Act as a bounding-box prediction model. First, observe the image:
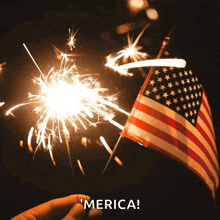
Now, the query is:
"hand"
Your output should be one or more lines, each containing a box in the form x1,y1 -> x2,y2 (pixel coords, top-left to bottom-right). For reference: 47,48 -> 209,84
11,194 -> 102,220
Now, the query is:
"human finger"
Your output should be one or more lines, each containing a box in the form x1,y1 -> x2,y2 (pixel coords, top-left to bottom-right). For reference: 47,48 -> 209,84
62,203 -> 85,220
87,208 -> 103,219
11,194 -> 90,220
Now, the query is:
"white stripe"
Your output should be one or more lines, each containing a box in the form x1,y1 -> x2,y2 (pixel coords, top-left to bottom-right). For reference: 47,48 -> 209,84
131,108 -> 219,186
126,122 -> 215,193
138,94 -> 218,169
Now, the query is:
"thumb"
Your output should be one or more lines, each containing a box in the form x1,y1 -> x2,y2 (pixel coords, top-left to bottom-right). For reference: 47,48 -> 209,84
62,203 -> 85,220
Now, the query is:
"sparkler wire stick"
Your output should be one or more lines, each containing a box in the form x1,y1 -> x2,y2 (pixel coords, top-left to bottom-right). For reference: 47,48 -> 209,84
101,26 -> 176,177
64,133 -> 74,176
23,44 -> 44,77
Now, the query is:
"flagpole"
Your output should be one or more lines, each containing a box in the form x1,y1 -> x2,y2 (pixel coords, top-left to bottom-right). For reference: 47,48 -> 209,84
101,133 -> 123,178
101,26 -> 175,178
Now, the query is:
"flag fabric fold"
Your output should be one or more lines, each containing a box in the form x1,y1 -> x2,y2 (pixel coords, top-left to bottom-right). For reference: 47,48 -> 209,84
121,49 -> 219,198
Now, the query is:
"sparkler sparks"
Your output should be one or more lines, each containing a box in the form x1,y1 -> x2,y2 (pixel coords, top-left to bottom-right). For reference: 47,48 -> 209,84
106,24 -> 186,76
106,24 -> 150,76
6,34 -> 129,170
5,25 -> 186,177
67,28 -> 78,50
0,62 -> 6,72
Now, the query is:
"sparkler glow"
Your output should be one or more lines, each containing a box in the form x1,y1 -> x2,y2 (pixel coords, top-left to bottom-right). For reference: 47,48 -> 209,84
67,28 -> 78,50
0,62 -> 6,72
5,25 -> 186,176
6,35 -> 129,169
106,24 -> 186,76
106,24 -> 150,76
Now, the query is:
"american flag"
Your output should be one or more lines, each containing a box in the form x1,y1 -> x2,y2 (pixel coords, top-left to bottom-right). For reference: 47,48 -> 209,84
121,49 -> 219,198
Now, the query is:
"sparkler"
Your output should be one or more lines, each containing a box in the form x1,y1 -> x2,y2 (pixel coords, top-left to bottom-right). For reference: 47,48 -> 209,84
106,23 -> 150,76
105,24 -> 185,76
67,28 -> 78,50
5,25 -> 186,177
5,35 -> 129,172
0,62 -> 6,72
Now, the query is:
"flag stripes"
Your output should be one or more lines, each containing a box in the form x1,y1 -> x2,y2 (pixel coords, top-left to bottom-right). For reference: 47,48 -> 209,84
122,93 -> 219,196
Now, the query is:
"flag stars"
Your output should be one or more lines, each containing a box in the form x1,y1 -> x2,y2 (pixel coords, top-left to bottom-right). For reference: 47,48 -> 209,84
165,75 -> 170,80
163,92 -> 169,98
160,85 -> 166,90
149,80 -> 155,86
189,86 -> 193,91
181,80 -> 185,85
192,102 -> 195,107
192,119 -> 195,124
152,87 -> 158,93
168,82 -> 173,88
157,77 -> 163,82
185,95 -> 190,100
185,112 -> 189,118
180,97 -> 184,102
190,111 -> 193,116
189,70 -> 193,75
192,78 -> 195,83
195,77 -> 198,81
176,106 -> 181,111
179,72 -> 183,77
145,90 -> 151,96
175,81 -> 179,86
183,104 -> 187,110
194,109 -> 197,114
193,85 -> 197,90
196,101 -> 200,105
177,89 -> 182,94
172,73 -> 177,78
186,79 -> 190,84
169,67 -> 174,71
173,98 -> 178,104
166,100 -> 172,106
170,90 -> 175,96
164,51 -> 169,56
191,94 -> 194,99
197,84 -> 200,89
154,70 -> 160,75
184,71 -> 188,76
188,103 -> 191,108
183,87 -> 188,93
155,94 -> 161,100
163,68 -> 168,73
199,92 -> 202,96
195,93 -> 198,98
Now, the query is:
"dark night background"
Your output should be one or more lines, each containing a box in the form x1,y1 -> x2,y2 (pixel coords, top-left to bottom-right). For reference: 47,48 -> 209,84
0,0 -> 220,219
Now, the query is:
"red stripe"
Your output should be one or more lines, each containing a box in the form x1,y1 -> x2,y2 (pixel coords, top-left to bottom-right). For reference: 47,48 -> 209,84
127,115 -> 217,188
198,107 -> 215,139
133,100 -> 218,173
123,129 -> 215,194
